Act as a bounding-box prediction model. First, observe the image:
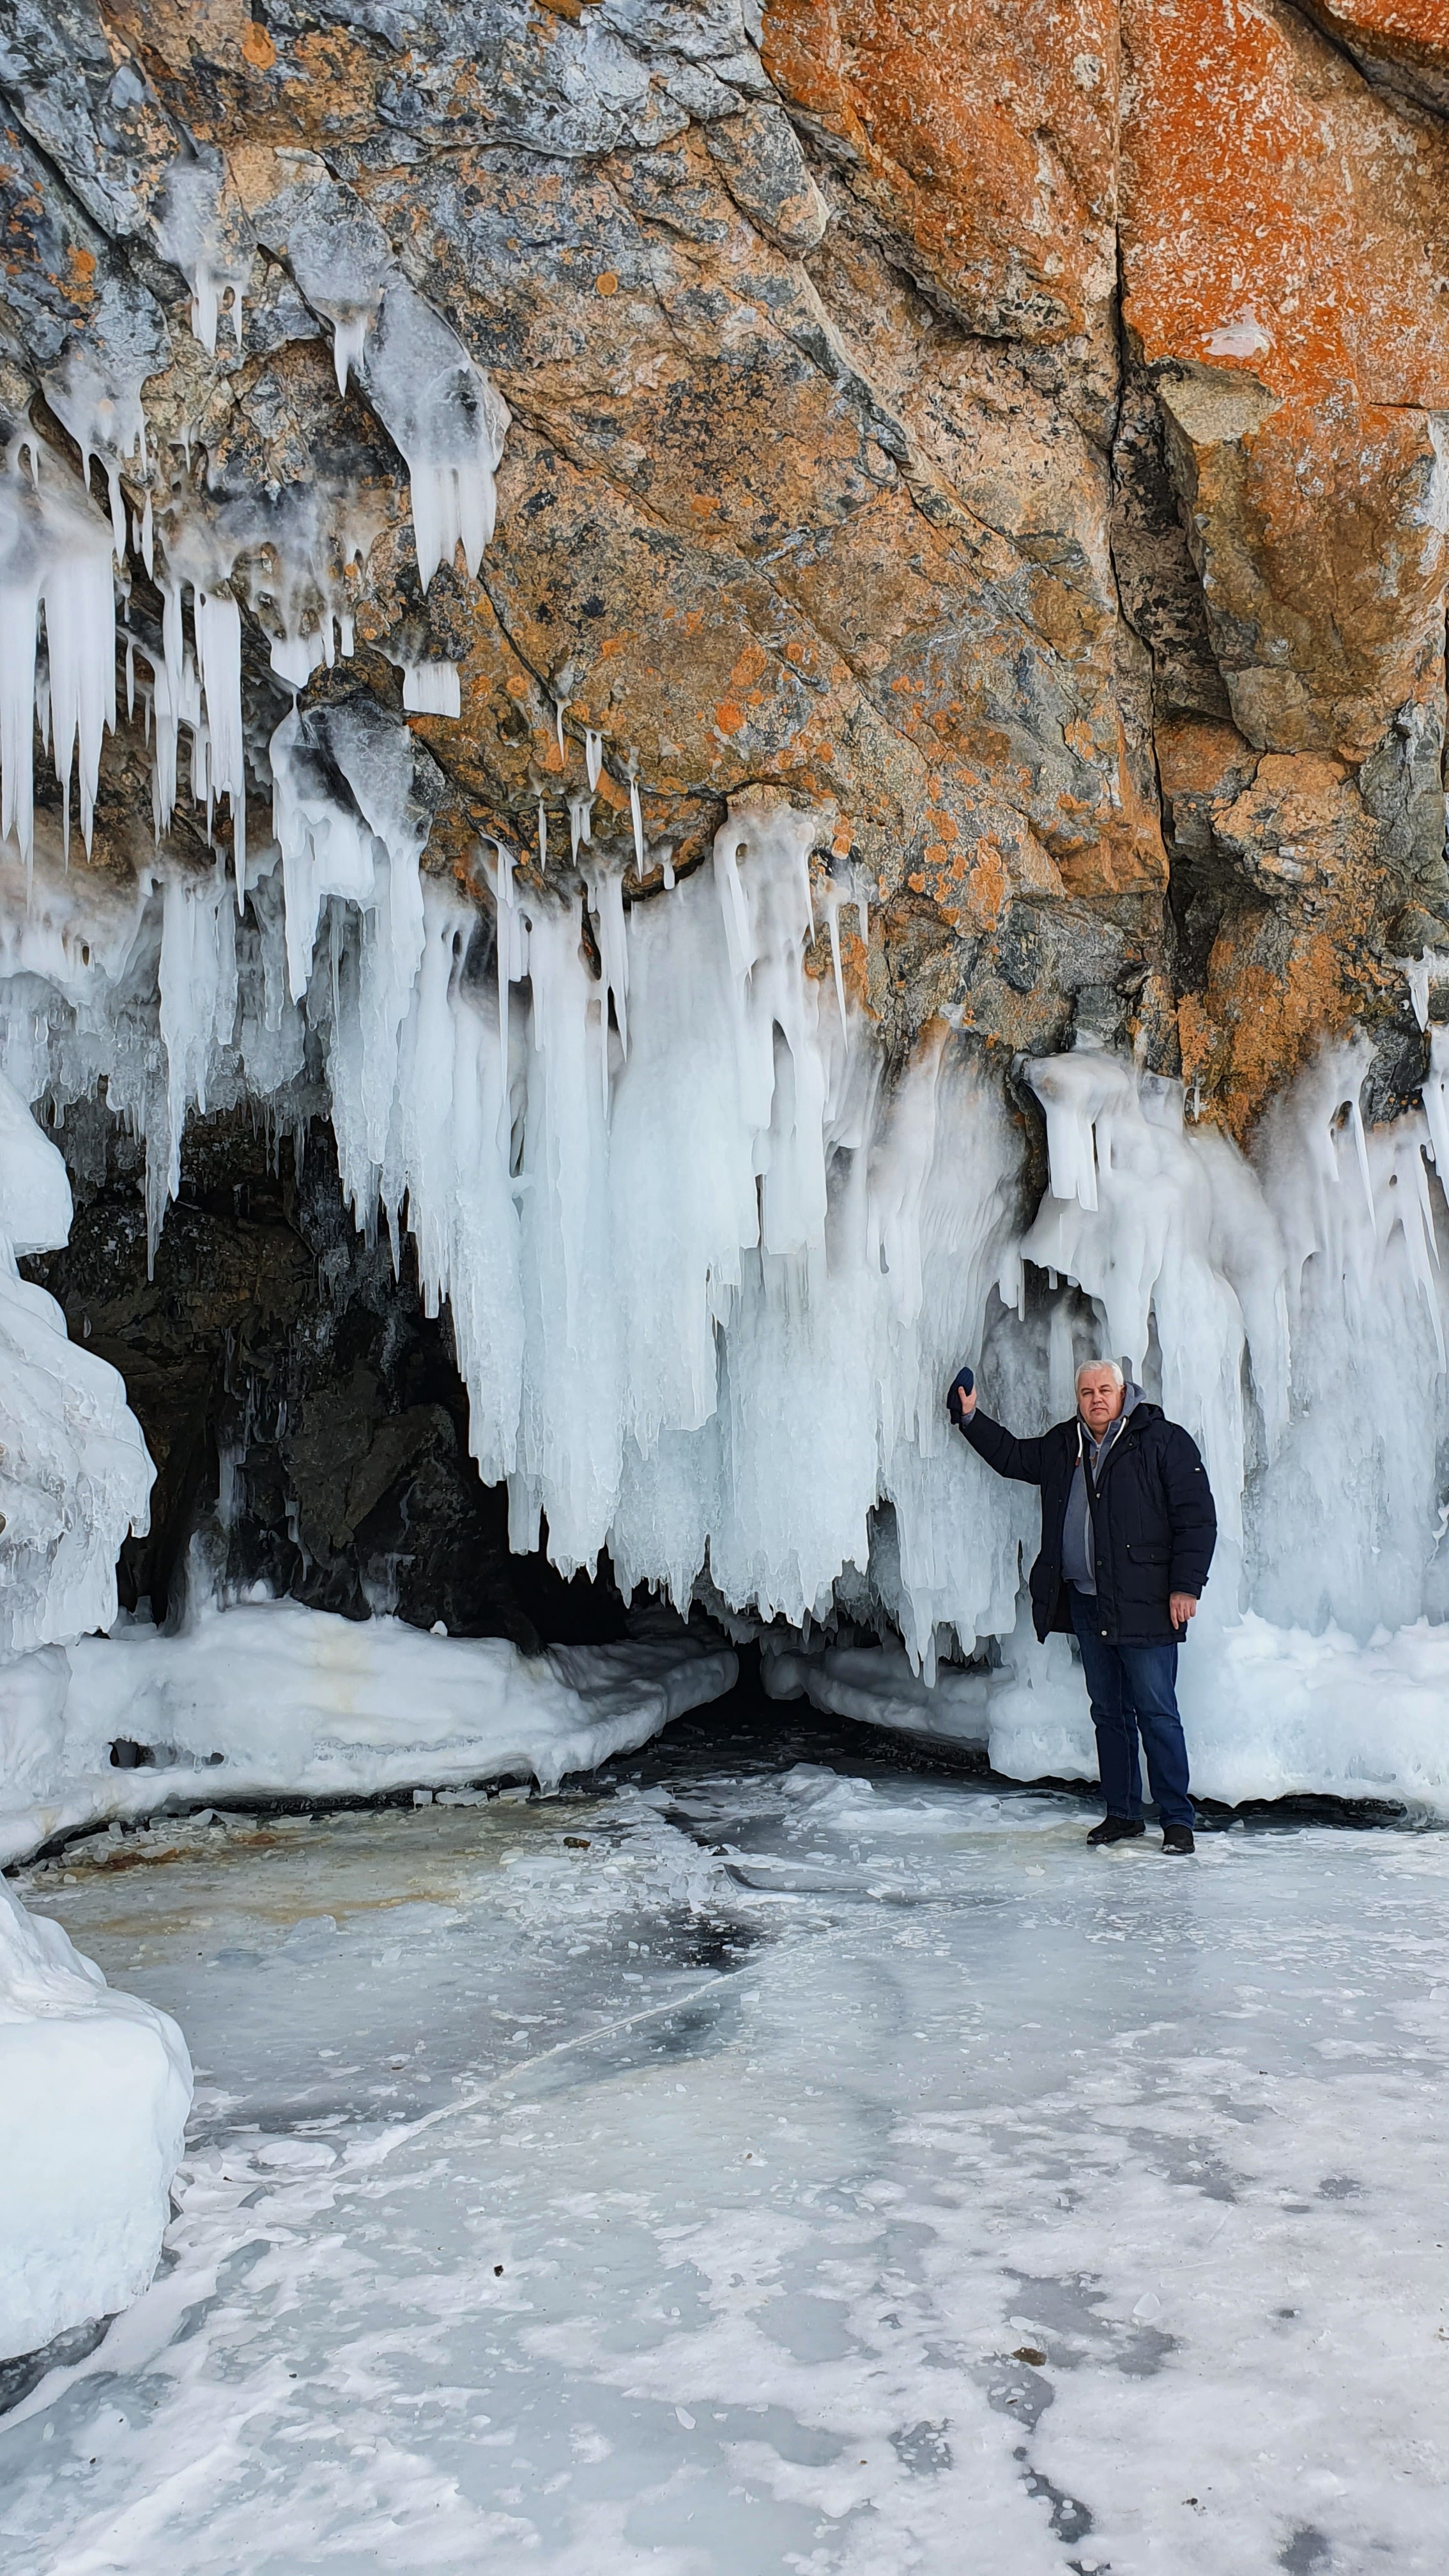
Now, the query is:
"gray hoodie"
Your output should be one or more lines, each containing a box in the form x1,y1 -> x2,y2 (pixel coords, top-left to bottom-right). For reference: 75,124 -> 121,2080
1061,1381 -> 1143,1595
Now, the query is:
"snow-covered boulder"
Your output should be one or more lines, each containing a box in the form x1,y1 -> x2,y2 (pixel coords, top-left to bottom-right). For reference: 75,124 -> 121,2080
0,1873 -> 191,2363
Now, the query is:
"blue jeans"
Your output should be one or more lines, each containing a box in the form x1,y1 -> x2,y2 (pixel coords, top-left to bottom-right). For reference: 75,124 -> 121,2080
1068,1589 -> 1195,1830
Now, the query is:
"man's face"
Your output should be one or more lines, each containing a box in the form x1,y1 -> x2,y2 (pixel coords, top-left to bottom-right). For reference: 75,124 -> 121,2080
1078,1368 -> 1124,1436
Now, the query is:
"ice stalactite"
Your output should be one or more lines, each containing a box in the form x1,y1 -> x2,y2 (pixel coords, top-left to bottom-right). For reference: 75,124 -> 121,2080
1013,1036 -> 1449,1645
1248,1038 -> 1449,1639
0,763 -> 1033,1667
194,591 -> 245,895
154,155 -> 250,356
250,167 -> 510,592
0,460 -> 117,868
12,708 -> 1449,1698
356,278 -> 509,587
1018,1046 -> 1287,1579
40,279 -> 167,565
401,661 -> 461,716
156,869 -> 236,1223
0,155 -> 504,907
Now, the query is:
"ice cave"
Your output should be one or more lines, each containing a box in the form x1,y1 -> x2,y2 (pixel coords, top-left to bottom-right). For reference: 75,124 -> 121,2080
4,0 -> 1449,2566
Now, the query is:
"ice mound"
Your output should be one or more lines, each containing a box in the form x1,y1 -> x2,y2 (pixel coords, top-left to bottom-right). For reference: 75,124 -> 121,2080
0,1073 -> 153,1663
0,1808 -> 192,2364
0,1598 -> 737,1867
0,1085 -> 176,2368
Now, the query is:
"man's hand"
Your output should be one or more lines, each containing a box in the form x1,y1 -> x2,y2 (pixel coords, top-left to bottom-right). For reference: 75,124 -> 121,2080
947,1367 -> 977,1425
1170,1591 -> 1198,1630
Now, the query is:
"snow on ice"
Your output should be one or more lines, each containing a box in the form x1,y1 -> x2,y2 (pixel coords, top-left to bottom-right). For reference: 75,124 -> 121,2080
4,1765 -> 1449,2568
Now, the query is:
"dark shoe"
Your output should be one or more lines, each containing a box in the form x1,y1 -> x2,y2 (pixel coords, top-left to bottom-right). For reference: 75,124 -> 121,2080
1086,1816 -> 1145,1846
1162,1825 -> 1196,1856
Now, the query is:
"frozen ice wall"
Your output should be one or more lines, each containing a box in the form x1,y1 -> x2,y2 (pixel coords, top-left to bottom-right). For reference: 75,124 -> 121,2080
1013,1032 -> 1449,1646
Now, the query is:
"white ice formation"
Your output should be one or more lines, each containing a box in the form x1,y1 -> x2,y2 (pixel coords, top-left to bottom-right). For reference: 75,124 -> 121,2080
0,1596 -> 738,1871
0,1077 -> 184,2368
0,1072 -> 153,1661
0,1871 -> 192,2365
249,166 -> 510,590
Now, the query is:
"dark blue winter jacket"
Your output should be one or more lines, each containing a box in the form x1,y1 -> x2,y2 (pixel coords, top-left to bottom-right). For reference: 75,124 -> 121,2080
956,1396 -> 1217,1646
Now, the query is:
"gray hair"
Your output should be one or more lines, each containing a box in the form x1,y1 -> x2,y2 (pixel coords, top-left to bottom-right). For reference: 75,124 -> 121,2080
1075,1358 -> 1124,1392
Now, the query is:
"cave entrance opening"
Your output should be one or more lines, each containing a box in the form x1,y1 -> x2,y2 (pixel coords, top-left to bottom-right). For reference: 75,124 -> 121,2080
26,1106 -> 640,1658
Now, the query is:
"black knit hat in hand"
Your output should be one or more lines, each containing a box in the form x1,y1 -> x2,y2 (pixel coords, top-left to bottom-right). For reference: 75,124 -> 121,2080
946,1365 -> 975,1425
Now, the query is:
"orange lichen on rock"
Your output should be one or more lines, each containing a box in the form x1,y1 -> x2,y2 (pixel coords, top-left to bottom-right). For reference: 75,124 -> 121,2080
1121,0 -> 1449,765
1122,0 -> 1449,404
761,0 -> 1118,340
1177,928 -> 1369,1144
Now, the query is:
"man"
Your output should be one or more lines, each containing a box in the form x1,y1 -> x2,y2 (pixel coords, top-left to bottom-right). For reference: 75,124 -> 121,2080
949,1359 -> 1216,1855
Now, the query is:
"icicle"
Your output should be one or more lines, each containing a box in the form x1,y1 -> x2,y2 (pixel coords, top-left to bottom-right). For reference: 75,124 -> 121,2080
125,634 -> 135,721
827,894 -> 847,1027
102,458 -> 126,561
0,549 -> 41,871
568,793 -> 593,864
194,590 -> 246,905
359,280 -> 509,587
494,839 -> 514,1130
1424,1027 -> 1449,1181
401,661 -> 461,717
331,309 -> 372,395
537,798 -> 548,870
584,861 -> 629,1064
629,769 -> 644,875
585,730 -> 602,793
1397,948 -> 1449,1032
555,696 -> 567,759
38,517 -> 118,862
661,847 -> 676,893
1347,1087 -> 1377,1234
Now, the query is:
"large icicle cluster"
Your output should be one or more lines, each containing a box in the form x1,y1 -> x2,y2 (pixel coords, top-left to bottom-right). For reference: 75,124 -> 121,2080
10,692 -> 1449,1706
8,595 -> 1443,1689
0,135 -> 510,923
1018,1032 -> 1449,1643
0,737 -> 1032,1673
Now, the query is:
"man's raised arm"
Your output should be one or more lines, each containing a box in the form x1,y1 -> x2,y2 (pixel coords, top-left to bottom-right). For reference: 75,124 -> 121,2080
947,1369 -> 1054,1486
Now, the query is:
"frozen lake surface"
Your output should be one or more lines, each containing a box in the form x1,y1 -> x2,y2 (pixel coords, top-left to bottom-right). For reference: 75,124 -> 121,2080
4,1701 -> 1448,2575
